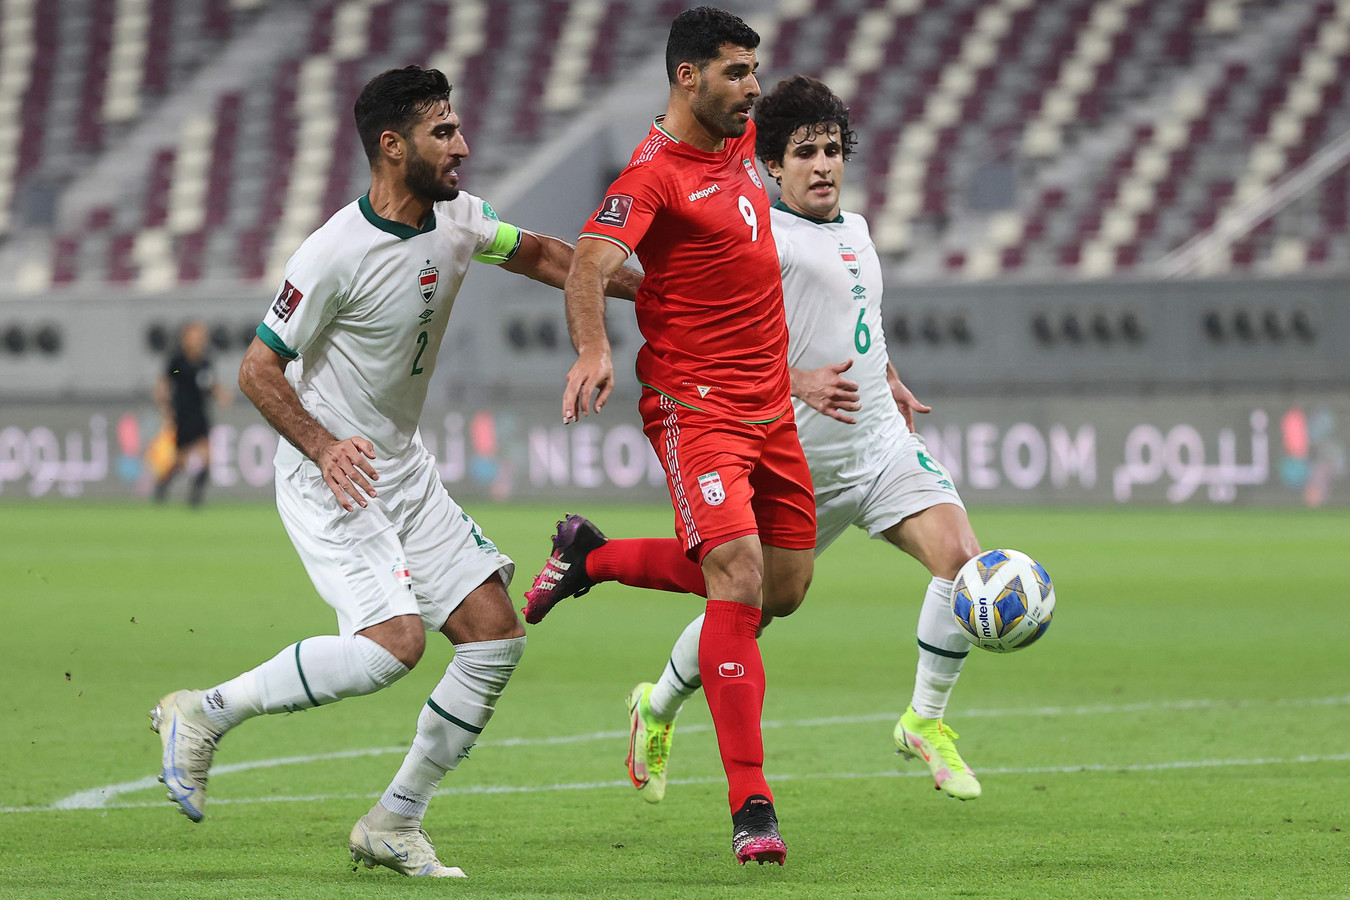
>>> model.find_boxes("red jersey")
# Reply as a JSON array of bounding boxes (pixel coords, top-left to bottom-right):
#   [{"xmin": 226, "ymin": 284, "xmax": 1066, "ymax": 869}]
[{"xmin": 580, "ymin": 117, "xmax": 790, "ymax": 422}]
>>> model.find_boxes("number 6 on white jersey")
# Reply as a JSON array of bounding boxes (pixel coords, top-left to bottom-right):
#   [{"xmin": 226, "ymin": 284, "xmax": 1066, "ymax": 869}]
[{"xmin": 738, "ymin": 195, "xmax": 758, "ymax": 242}]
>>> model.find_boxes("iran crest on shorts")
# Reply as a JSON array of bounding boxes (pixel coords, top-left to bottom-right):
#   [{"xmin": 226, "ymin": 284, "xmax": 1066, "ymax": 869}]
[
  {"xmin": 698, "ymin": 471, "xmax": 725, "ymax": 506},
  {"xmin": 418, "ymin": 265, "xmax": 439, "ymax": 302},
  {"xmin": 839, "ymin": 244, "xmax": 860, "ymax": 278}
]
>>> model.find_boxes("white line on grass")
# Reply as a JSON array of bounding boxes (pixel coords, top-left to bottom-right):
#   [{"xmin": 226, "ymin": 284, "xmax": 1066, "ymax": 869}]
[
  {"xmin": 6, "ymin": 753, "xmax": 1350, "ymax": 815},
  {"xmin": 4, "ymin": 693, "xmax": 1346, "ymax": 815}
]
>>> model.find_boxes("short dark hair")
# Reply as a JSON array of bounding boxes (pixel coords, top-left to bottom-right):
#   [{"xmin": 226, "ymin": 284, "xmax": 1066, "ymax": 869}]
[
  {"xmin": 354, "ymin": 65, "xmax": 452, "ymax": 164},
  {"xmin": 754, "ymin": 75, "xmax": 857, "ymax": 166},
  {"xmin": 665, "ymin": 6, "xmax": 760, "ymax": 84}
]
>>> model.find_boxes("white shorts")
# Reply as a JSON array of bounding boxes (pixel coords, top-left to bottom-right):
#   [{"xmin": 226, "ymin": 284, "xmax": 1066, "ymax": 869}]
[
  {"xmin": 813, "ymin": 431, "xmax": 965, "ymax": 556},
  {"xmin": 274, "ymin": 446, "xmax": 514, "ymax": 636}
]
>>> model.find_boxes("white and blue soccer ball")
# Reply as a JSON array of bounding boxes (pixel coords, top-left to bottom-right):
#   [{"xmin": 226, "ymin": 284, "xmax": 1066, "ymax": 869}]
[{"xmin": 952, "ymin": 549, "xmax": 1055, "ymax": 653}]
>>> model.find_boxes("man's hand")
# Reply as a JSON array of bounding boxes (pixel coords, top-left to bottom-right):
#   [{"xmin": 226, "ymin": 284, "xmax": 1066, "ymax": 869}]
[
  {"xmin": 791, "ymin": 359, "xmax": 861, "ymax": 424},
  {"xmin": 318, "ymin": 436, "xmax": 379, "ymax": 511},
  {"xmin": 562, "ymin": 345, "xmax": 613, "ymax": 423},
  {"xmin": 886, "ymin": 362, "xmax": 931, "ymax": 432}
]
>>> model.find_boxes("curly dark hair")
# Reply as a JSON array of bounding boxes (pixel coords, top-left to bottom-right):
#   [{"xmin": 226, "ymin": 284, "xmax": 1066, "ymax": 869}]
[
  {"xmin": 754, "ymin": 75, "xmax": 856, "ymax": 167},
  {"xmin": 354, "ymin": 65, "xmax": 452, "ymax": 164},
  {"xmin": 665, "ymin": 6, "xmax": 760, "ymax": 84}
]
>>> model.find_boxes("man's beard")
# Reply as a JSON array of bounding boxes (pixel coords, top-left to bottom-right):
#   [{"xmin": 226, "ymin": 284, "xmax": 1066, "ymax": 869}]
[
  {"xmin": 692, "ymin": 87, "xmax": 748, "ymax": 139},
  {"xmin": 405, "ymin": 145, "xmax": 458, "ymax": 202}
]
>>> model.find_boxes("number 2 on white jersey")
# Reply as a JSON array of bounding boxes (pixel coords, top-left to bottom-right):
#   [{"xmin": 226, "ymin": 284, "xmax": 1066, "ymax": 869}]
[{"xmin": 737, "ymin": 195, "xmax": 758, "ymax": 242}]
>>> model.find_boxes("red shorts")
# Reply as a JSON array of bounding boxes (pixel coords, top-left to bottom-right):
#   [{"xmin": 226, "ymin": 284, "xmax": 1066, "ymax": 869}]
[{"xmin": 640, "ymin": 388, "xmax": 816, "ymax": 561}]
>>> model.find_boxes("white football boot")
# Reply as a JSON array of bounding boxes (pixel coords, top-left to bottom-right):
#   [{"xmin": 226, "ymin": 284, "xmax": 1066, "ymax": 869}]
[
  {"xmin": 349, "ymin": 813, "xmax": 467, "ymax": 878},
  {"xmin": 149, "ymin": 689, "xmax": 222, "ymax": 822}
]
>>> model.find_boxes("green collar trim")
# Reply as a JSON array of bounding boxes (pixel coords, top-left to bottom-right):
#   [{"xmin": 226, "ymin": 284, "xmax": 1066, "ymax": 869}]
[
  {"xmin": 772, "ymin": 199, "xmax": 843, "ymax": 225},
  {"xmin": 359, "ymin": 194, "xmax": 436, "ymax": 239},
  {"xmin": 652, "ymin": 116, "xmax": 680, "ymax": 143}
]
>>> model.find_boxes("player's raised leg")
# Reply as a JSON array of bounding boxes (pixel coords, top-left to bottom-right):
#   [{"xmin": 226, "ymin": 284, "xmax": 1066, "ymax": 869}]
[
  {"xmin": 353, "ymin": 573, "xmax": 524, "ymax": 878},
  {"xmin": 882, "ymin": 502, "xmax": 983, "ymax": 800},
  {"xmin": 523, "ymin": 520, "xmax": 706, "ymax": 624}
]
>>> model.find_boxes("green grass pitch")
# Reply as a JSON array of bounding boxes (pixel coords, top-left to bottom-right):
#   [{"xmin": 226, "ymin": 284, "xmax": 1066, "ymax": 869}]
[{"xmin": 1, "ymin": 502, "xmax": 1347, "ymax": 899}]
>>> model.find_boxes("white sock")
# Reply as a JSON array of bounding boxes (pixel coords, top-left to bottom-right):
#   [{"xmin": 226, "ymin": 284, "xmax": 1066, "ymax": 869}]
[
  {"xmin": 376, "ymin": 745, "xmax": 445, "ymax": 823},
  {"xmin": 200, "ymin": 635, "xmax": 408, "ymax": 731},
  {"xmin": 911, "ymin": 576, "xmax": 970, "ymax": 720},
  {"xmin": 647, "ymin": 614, "xmax": 703, "ymax": 723},
  {"xmin": 381, "ymin": 636, "xmax": 526, "ymax": 822}
]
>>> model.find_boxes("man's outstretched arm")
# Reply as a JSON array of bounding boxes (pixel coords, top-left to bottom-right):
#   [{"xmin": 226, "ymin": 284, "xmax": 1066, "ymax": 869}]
[{"xmin": 501, "ymin": 230, "xmax": 642, "ymax": 300}]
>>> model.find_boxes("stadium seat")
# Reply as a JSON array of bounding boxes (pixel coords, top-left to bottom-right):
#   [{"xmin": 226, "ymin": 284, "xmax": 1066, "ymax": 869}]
[{"xmin": 3, "ymin": 0, "xmax": 1350, "ymax": 290}]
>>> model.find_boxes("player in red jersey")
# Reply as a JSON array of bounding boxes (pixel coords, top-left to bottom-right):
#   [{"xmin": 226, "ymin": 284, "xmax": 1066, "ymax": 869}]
[{"xmin": 542, "ymin": 7, "xmax": 812, "ymax": 867}]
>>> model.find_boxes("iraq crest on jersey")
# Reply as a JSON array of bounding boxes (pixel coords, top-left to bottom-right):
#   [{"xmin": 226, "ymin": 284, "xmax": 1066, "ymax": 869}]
[
  {"xmin": 418, "ymin": 265, "xmax": 439, "ymax": 302},
  {"xmin": 838, "ymin": 245, "xmax": 860, "ymax": 278}
]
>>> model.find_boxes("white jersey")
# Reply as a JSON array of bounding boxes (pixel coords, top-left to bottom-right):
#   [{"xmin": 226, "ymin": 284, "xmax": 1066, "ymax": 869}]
[
  {"xmin": 773, "ymin": 203, "xmax": 907, "ymax": 486},
  {"xmin": 257, "ymin": 191, "xmax": 521, "ymax": 471}
]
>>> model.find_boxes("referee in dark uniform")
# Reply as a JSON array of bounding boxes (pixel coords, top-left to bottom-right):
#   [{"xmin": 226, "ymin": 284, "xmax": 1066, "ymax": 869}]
[{"xmin": 153, "ymin": 321, "xmax": 230, "ymax": 506}]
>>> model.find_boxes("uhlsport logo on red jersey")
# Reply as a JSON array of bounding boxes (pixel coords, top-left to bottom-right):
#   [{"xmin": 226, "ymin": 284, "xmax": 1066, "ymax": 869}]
[
  {"xmin": 839, "ymin": 244, "xmax": 860, "ymax": 277},
  {"xmin": 418, "ymin": 266, "xmax": 439, "ymax": 302},
  {"xmin": 271, "ymin": 281, "xmax": 303, "ymax": 322},
  {"xmin": 742, "ymin": 158, "xmax": 763, "ymax": 189},
  {"xmin": 718, "ymin": 662, "xmax": 745, "ymax": 678}
]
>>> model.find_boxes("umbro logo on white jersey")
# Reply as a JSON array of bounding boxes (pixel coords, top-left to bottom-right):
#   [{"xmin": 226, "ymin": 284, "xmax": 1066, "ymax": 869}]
[{"xmin": 688, "ymin": 184, "xmax": 721, "ymax": 201}]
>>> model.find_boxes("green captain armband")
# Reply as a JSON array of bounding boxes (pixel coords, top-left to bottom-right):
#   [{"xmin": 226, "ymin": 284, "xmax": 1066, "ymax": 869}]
[{"xmin": 472, "ymin": 222, "xmax": 523, "ymax": 265}]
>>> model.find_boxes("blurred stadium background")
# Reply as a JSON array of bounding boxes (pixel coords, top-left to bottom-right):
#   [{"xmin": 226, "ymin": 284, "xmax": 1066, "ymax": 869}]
[{"xmin": 0, "ymin": 0, "xmax": 1347, "ymax": 507}]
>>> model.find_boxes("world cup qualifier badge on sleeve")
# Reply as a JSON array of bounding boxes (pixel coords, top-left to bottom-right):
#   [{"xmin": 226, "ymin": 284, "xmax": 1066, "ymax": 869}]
[
  {"xmin": 698, "ymin": 471, "xmax": 726, "ymax": 506},
  {"xmin": 594, "ymin": 194, "xmax": 633, "ymax": 228},
  {"xmin": 272, "ymin": 281, "xmax": 303, "ymax": 321}
]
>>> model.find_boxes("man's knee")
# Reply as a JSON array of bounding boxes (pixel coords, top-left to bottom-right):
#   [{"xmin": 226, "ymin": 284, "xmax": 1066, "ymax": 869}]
[
  {"xmin": 701, "ymin": 540, "xmax": 765, "ymax": 603},
  {"xmin": 934, "ymin": 533, "xmax": 982, "ymax": 581},
  {"xmin": 762, "ymin": 570, "xmax": 811, "ymax": 618},
  {"xmin": 361, "ymin": 615, "xmax": 426, "ymax": 669},
  {"xmin": 442, "ymin": 576, "xmax": 526, "ymax": 645}
]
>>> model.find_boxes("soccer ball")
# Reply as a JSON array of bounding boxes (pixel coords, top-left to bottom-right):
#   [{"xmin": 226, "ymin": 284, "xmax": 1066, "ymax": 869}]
[{"xmin": 952, "ymin": 549, "xmax": 1055, "ymax": 653}]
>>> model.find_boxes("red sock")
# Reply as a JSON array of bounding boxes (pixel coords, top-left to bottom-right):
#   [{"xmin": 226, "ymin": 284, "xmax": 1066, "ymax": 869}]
[
  {"xmin": 699, "ymin": 599, "xmax": 772, "ymax": 812},
  {"xmin": 586, "ymin": 538, "xmax": 707, "ymax": 596}
]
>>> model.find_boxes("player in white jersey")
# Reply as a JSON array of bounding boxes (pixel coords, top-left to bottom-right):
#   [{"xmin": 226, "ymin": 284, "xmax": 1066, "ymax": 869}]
[
  {"xmin": 522, "ymin": 76, "xmax": 987, "ymax": 803},
  {"xmin": 148, "ymin": 66, "xmax": 639, "ymax": 877}
]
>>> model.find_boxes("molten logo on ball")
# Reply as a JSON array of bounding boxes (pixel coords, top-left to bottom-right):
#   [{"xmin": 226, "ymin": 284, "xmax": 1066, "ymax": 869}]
[{"xmin": 953, "ymin": 549, "xmax": 1056, "ymax": 653}]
